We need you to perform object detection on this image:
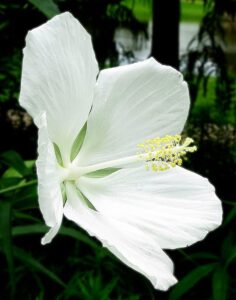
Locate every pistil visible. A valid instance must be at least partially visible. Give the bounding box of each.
[61,135,197,181]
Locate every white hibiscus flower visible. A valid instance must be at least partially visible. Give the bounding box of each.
[19,12,222,291]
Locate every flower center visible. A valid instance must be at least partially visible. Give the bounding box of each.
[137,135,197,172]
[60,134,196,181]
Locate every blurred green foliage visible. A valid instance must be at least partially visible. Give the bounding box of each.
[121,0,152,22]
[181,0,204,23]
[0,0,236,299]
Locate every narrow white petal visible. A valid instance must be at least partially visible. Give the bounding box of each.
[64,182,177,290]
[77,167,222,250]
[36,113,63,244]
[19,12,98,164]
[41,224,61,245]
[77,58,189,166]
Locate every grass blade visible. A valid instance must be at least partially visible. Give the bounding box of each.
[28,0,60,18]
[0,201,15,298]
[13,246,65,287]
[12,224,99,249]
[212,266,229,300]
[169,263,216,300]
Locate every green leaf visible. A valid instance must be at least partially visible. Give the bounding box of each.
[169,264,216,300]
[100,278,118,300]
[12,224,99,249]
[222,200,236,206]
[13,247,65,287]
[225,245,236,267]
[0,179,37,195]
[70,122,87,162]
[60,226,99,249]
[28,0,60,18]
[13,212,40,223]
[212,266,229,300]
[3,168,23,179]
[12,224,48,237]
[189,252,219,261]
[0,151,29,176]
[25,160,35,169]
[76,275,118,300]
[13,184,37,209]
[178,249,218,266]
[221,233,236,267]
[0,201,15,296]
[221,232,235,262]
[85,167,120,178]
[0,177,22,189]
[223,204,236,227]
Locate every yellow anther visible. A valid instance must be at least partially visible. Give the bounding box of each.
[137,134,197,172]
[152,164,158,172]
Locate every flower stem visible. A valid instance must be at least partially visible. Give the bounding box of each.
[0,180,37,195]
[68,154,140,178]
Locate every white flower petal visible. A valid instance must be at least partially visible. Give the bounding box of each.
[36,113,63,245]
[41,224,61,246]
[19,12,98,164]
[64,182,177,291]
[77,58,190,166]
[77,166,222,250]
